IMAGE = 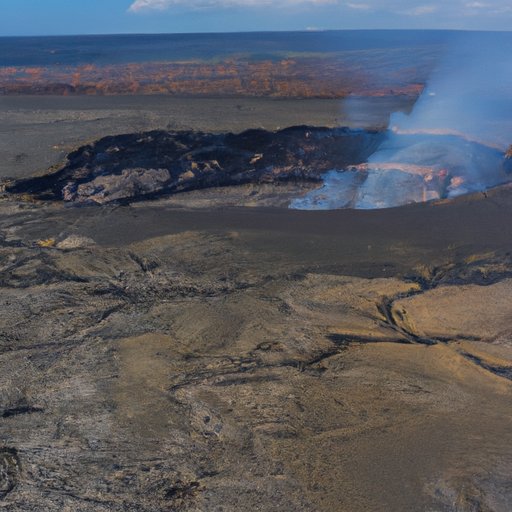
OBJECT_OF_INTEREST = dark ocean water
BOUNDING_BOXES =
[0,30,483,67]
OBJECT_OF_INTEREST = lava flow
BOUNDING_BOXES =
[292,33,512,210]
[291,132,511,210]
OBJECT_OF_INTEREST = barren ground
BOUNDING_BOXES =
[0,96,511,511]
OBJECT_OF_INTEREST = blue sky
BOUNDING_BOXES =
[1,0,511,36]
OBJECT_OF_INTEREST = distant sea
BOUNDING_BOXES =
[0,30,477,67]
[1,30,511,99]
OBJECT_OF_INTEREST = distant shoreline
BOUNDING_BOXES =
[1,28,509,39]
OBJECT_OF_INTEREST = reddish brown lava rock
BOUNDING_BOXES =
[0,58,425,99]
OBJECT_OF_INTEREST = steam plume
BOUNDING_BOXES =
[292,32,512,210]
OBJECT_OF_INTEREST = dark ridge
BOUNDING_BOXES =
[4,126,385,205]
[461,352,512,381]
[405,255,512,289]
[169,346,349,392]
[371,255,512,346]
[376,296,438,346]
[2,406,44,419]
[164,481,200,502]
[326,333,411,346]
[213,374,282,387]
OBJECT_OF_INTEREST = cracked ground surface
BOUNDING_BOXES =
[1,187,512,511]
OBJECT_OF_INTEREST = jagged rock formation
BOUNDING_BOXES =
[5,127,384,204]
[6,128,511,208]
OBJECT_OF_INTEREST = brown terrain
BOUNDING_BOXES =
[0,56,425,98]
[1,188,512,511]
[0,93,512,511]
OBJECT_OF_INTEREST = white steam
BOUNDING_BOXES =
[292,32,512,210]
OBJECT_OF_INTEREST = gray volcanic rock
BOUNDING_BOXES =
[5,127,384,204]
[0,448,20,499]
[63,168,171,204]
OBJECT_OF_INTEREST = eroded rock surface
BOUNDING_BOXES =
[1,197,512,511]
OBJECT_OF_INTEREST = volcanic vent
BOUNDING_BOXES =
[3,125,511,208]
[293,32,512,210]
[291,132,511,210]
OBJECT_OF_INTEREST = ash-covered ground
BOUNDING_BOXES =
[1,95,512,512]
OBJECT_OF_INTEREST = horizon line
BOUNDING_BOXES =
[1,27,512,38]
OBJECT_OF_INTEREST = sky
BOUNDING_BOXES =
[0,0,511,36]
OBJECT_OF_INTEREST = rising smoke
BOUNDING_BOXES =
[292,31,512,210]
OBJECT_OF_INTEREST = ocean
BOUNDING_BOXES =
[0,30,461,67]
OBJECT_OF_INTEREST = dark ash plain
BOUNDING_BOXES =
[1,44,512,512]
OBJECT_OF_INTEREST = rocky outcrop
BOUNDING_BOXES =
[6,126,384,204]
[0,448,20,499]
[62,168,172,204]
